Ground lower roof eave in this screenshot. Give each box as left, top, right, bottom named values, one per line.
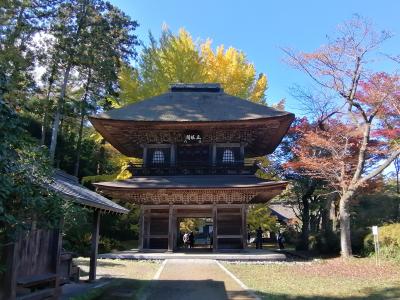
left=93, top=178, right=288, bottom=205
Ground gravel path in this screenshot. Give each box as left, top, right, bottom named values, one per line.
left=141, top=259, right=257, bottom=300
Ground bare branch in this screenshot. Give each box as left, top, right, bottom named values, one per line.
left=358, top=148, right=400, bottom=187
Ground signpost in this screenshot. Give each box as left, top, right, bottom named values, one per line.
left=372, top=226, right=380, bottom=266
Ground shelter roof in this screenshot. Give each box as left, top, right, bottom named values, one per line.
left=51, top=170, right=129, bottom=214
left=268, top=203, right=299, bottom=222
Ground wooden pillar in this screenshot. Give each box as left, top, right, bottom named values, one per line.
left=89, top=210, right=100, bottom=281
left=143, top=146, right=148, bottom=167
left=168, top=205, right=174, bottom=252
left=147, top=210, right=151, bottom=249
left=242, top=204, right=247, bottom=250
left=170, top=145, right=176, bottom=166
left=138, top=206, right=144, bottom=251
left=213, top=205, right=218, bottom=252
left=54, top=219, right=63, bottom=297
left=2, top=242, right=17, bottom=300
left=212, top=144, right=217, bottom=166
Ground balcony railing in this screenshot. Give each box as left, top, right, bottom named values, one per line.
left=127, top=161, right=257, bottom=176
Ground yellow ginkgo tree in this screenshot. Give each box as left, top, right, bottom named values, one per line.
left=118, top=28, right=268, bottom=106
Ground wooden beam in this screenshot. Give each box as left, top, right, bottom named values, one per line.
left=216, top=235, right=243, bottom=239
left=143, top=234, right=168, bottom=238
left=89, top=210, right=100, bottom=282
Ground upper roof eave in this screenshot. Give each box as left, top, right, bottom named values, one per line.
left=89, top=90, right=294, bottom=123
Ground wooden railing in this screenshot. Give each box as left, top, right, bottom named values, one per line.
left=127, top=161, right=257, bottom=176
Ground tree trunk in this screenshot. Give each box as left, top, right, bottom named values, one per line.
left=97, top=139, right=106, bottom=175
left=299, top=197, right=310, bottom=251
left=40, top=80, right=54, bottom=145
left=321, top=197, right=333, bottom=234
left=395, top=157, right=399, bottom=194
left=74, top=70, right=92, bottom=177
left=339, top=192, right=353, bottom=257
left=74, top=109, right=85, bottom=177
left=49, top=65, right=71, bottom=164
left=55, top=111, right=65, bottom=169
left=297, top=180, right=317, bottom=251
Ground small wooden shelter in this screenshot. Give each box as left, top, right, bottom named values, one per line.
left=1, top=171, right=128, bottom=300
left=90, top=83, right=295, bottom=252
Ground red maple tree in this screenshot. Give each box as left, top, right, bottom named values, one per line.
left=284, top=17, right=400, bottom=257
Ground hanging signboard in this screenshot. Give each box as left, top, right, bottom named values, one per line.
left=183, top=131, right=202, bottom=144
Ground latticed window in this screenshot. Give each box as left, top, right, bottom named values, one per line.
left=222, top=149, right=235, bottom=163
left=152, top=150, right=165, bottom=164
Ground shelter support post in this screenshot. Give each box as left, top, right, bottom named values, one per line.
left=89, top=210, right=100, bottom=281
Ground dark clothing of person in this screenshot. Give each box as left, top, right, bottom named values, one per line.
left=277, top=233, right=285, bottom=250
left=189, top=232, right=195, bottom=248
left=256, top=228, right=263, bottom=249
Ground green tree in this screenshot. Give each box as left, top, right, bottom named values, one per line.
left=0, top=100, right=63, bottom=244
left=0, top=0, right=58, bottom=106
left=247, top=204, right=278, bottom=233
left=47, top=0, right=139, bottom=164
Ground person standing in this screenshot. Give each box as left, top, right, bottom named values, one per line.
left=277, top=232, right=285, bottom=250
left=256, top=226, right=263, bottom=249
left=183, top=232, right=189, bottom=248
left=189, top=231, right=195, bottom=248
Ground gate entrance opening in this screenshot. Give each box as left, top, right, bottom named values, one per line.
left=139, top=205, right=248, bottom=252
left=177, top=217, right=213, bottom=251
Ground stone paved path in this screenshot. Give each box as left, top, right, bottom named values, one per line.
left=141, top=259, right=257, bottom=300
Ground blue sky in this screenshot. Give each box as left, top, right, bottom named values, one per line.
left=109, top=0, right=400, bottom=116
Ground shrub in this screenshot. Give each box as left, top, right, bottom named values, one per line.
left=363, top=223, right=400, bottom=261
left=308, top=231, right=340, bottom=254
left=99, top=237, right=122, bottom=253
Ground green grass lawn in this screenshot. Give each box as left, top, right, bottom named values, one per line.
left=224, top=257, right=400, bottom=299
left=73, top=258, right=160, bottom=300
